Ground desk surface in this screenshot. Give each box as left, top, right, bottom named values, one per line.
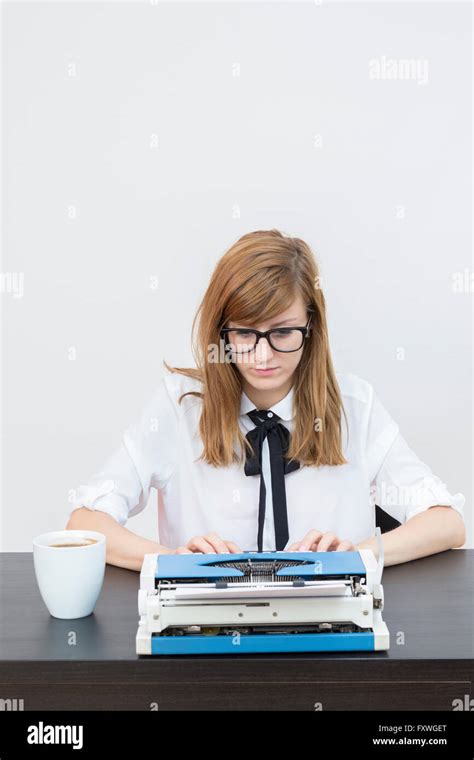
left=0, top=550, right=473, bottom=710
left=1, top=549, right=473, bottom=661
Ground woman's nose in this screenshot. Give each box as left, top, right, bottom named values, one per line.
left=254, top=337, right=273, bottom=362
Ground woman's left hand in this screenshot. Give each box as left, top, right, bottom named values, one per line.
left=286, top=529, right=355, bottom=552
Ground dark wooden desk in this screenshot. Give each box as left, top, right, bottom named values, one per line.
left=0, top=550, right=473, bottom=711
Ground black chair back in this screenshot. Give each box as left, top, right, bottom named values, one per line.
left=375, top=505, right=401, bottom=534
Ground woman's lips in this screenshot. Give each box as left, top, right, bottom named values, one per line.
left=252, top=367, right=279, bottom=375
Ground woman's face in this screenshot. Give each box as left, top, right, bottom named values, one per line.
left=227, top=294, right=310, bottom=397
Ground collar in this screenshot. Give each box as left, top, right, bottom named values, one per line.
left=239, top=385, right=294, bottom=422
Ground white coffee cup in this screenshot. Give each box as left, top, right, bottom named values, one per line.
left=33, top=529, right=106, bottom=619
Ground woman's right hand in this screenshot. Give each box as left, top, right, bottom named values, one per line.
left=174, top=532, right=243, bottom=554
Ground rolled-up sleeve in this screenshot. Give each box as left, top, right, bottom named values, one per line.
left=365, top=387, right=465, bottom=524
left=372, top=432, right=465, bottom=524
left=68, top=377, right=179, bottom=526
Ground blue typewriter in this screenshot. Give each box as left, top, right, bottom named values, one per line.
left=136, top=532, right=388, bottom=655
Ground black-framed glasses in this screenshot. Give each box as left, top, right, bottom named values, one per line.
left=220, top=315, right=313, bottom=354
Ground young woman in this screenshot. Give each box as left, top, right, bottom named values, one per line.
left=66, top=229, right=466, bottom=571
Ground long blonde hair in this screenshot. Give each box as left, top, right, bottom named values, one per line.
left=164, top=229, right=348, bottom=468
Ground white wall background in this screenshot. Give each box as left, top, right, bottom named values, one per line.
left=1, top=1, right=472, bottom=551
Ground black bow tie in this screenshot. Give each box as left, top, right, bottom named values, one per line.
left=244, top=409, right=300, bottom=552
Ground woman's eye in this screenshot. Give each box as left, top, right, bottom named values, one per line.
left=235, top=330, right=253, bottom=336
left=273, top=329, right=292, bottom=337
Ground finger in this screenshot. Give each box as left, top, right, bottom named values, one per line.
left=285, top=541, right=301, bottom=551
left=187, top=536, right=217, bottom=553
left=298, top=529, right=324, bottom=551
left=174, top=546, right=194, bottom=554
left=204, top=532, right=231, bottom=554
left=335, top=540, right=355, bottom=552
left=224, top=540, right=243, bottom=553
left=316, top=532, right=339, bottom=552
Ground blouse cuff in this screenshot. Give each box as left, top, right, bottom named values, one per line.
left=404, top=476, right=465, bottom=522
left=68, top=479, right=129, bottom=526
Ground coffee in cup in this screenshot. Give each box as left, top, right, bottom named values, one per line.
left=49, top=538, right=98, bottom=548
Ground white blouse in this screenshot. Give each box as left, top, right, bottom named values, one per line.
left=67, top=371, right=465, bottom=551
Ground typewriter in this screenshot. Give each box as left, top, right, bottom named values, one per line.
left=136, top=529, right=388, bottom=655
